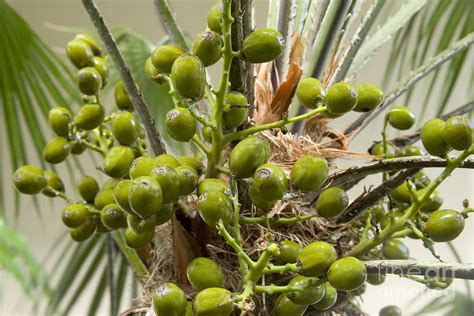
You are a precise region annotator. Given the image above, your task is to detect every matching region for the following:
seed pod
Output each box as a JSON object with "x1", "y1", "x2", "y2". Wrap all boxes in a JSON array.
[
  {"x1": 43, "y1": 136, "x2": 71, "y2": 164},
  {"x1": 151, "y1": 45, "x2": 186, "y2": 74},
  {"x1": 77, "y1": 67, "x2": 102, "y2": 95},
  {"x1": 150, "y1": 165, "x2": 180, "y2": 204},
  {"x1": 295, "y1": 77, "x2": 325, "y2": 109},
  {"x1": 193, "y1": 31, "x2": 223, "y2": 67},
  {"x1": 91, "y1": 56, "x2": 108, "y2": 86},
  {"x1": 77, "y1": 176, "x2": 99, "y2": 203},
  {"x1": 287, "y1": 276, "x2": 325, "y2": 305},
  {"x1": 443, "y1": 115, "x2": 472, "y2": 151},
  {"x1": 100, "y1": 203, "x2": 127, "y2": 230},
  {"x1": 124, "y1": 227, "x2": 154, "y2": 248},
  {"x1": 42, "y1": 171, "x2": 65, "y2": 197},
  {"x1": 165, "y1": 107, "x2": 197, "y2": 142},
  {"x1": 114, "y1": 80, "x2": 134, "y2": 111},
  {"x1": 382, "y1": 239, "x2": 409, "y2": 260},
  {"x1": 242, "y1": 28, "x2": 284, "y2": 63},
  {"x1": 75, "y1": 33, "x2": 101, "y2": 56},
  {"x1": 325, "y1": 82, "x2": 358, "y2": 115},
  {"x1": 252, "y1": 164, "x2": 288, "y2": 201},
  {"x1": 291, "y1": 155, "x2": 328, "y2": 192},
  {"x1": 177, "y1": 156, "x2": 204, "y2": 175},
  {"x1": 112, "y1": 111, "x2": 139, "y2": 145},
  {"x1": 316, "y1": 187, "x2": 349, "y2": 218},
  {"x1": 144, "y1": 57, "x2": 166, "y2": 84},
  {"x1": 353, "y1": 84, "x2": 383, "y2": 112},
  {"x1": 387, "y1": 106, "x2": 415, "y2": 130},
  {"x1": 61, "y1": 203, "x2": 89, "y2": 228},
  {"x1": 129, "y1": 176, "x2": 163, "y2": 218},
  {"x1": 193, "y1": 288, "x2": 233, "y2": 316},
  {"x1": 207, "y1": 3, "x2": 223, "y2": 35},
  {"x1": 94, "y1": 188, "x2": 115, "y2": 210},
  {"x1": 229, "y1": 137, "x2": 271, "y2": 178},
  {"x1": 152, "y1": 282, "x2": 187, "y2": 316},
  {"x1": 327, "y1": 256, "x2": 367, "y2": 291},
  {"x1": 186, "y1": 257, "x2": 225, "y2": 291},
  {"x1": 13, "y1": 165, "x2": 46, "y2": 195},
  {"x1": 274, "y1": 240, "x2": 302, "y2": 264},
  {"x1": 248, "y1": 184, "x2": 276, "y2": 211},
  {"x1": 421, "y1": 118, "x2": 451, "y2": 156},
  {"x1": 273, "y1": 294, "x2": 307, "y2": 316},
  {"x1": 197, "y1": 191, "x2": 232, "y2": 227},
  {"x1": 297, "y1": 241, "x2": 337, "y2": 276},
  {"x1": 129, "y1": 156, "x2": 157, "y2": 179},
  {"x1": 102, "y1": 146, "x2": 135, "y2": 178},
  {"x1": 197, "y1": 178, "x2": 228, "y2": 196},
  {"x1": 74, "y1": 103, "x2": 105, "y2": 130},
  {"x1": 223, "y1": 92, "x2": 248, "y2": 128},
  {"x1": 425, "y1": 209, "x2": 465, "y2": 242},
  {"x1": 66, "y1": 38, "x2": 93, "y2": 69},
  {"x1": 155, "y1": 154, "x2": 181, "y2": 168},
  {"x1": 171, "y1": 54, "x2": 206, "y2": 100},
  {"x1": 311, "y1": 283, "x2": 337, "y2": 311},
  {"x1": 69, "y1": 219, "x2": 96, "y2": 242},
  {"x1": 48, "y1": 107, "x2": 71, "y2": 136}
]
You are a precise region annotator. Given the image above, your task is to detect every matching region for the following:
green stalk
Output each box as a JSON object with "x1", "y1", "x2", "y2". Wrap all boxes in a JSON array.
[
  {"x1": 240, "y1": 213, "x2": 316, "y2": 225},
  {"x1": 230, "y1": 179, "x2": 249, "y2": 276},
  {"x1": 112, "y1": 231, "x2": 150, "y2": 279}
]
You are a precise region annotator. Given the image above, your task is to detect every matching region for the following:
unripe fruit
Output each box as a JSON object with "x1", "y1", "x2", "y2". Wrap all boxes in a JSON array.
[
  {"x1": 165, "y1": 108, "x2": 197, "y2": 142},
  {"x1": 175, "y1": 166, "x2": 198, "y2": 195},
  {"x1": 242, "y1": 28, "x2": 284, "y2": 63},
  {"x1": 229, "y1": 137, "x2": 271, "y2": 178},
  {"x1": 382, "y1": 239, "x2": 409, "y2": 260},
  {"x1": 70, "y1": 141, "x2": 86, "y2": 155},
  {"x1": 316, "y1": 187, "x2": 349, "y2": 218},
  {"x1": 327, "y1": 256, "x2": 367, "y2": 291},
  {"x1": 112, "y1": 111, "x2": 139, "y2": 145},
  {"x1": 43, "y1": 136, "x2": 70, "y2": 164},
  {"x1": 114, "y1": 80, "x2": 133, "y2": 111},
  {"x1": 297, "y1": 241, "x2": 337, "y2": 276},
  {"x1": 326, "y1": 82, "x2": 358, "y2": 115},
  {"x1": 129, "y1": 176, "x2": 163, "y2": 218},
  {"x1": 397, "y1": 145, "x2": 423, "y2": 157},
  {"x1": 77, "y1": 67, "x2": 102, "y2": 95},
  {"x1": 202, "y1": 126, "x2": 213, "y2": 143},
  {"x1": 150, "y1": 165, "x2": 180, "y2": 203},
  {"x1": 102, "y1": 146, "x2": 135, "y2": 178},
  {"x1": 61, "y1": 204, "x2": 89, "y2": 228},
  {"x1": 419, "y1": 189, "x2": 443, "y2": 212},
  {"x1": 144, "y1": 57, "x2": 165, "y2": 84},
  {"x1": 311, "y1": 283, "x2": 337, "y2": 311},
  {"x1": 42, "y1": 171, "x2": 65, "y2": 197},
  {"x1": 287, "y1": 276, "x2": 325, "y2": 305},
  {"x1": 291, "y1": 155, "x2": 329, "y2": 192},
  {"x1": 248, "y1": 185, "x2": 276, "y2": 211},
  {"x1": 380, "y1": 210, "x2": 403, "y2": 230},
  {"x1": 443, "y1": 115, "x2": 472, "y2": 151},
  {"x1": 74, "y1": 103, "x2": 105, "y2": 130},
  {"x1": 353, "y1": 84, "x2": 383, "y2": 112},
  {"x1": 171, "y1": 54, "x2": 206, "y2": 100},
  {"x1": 387, "y1": 106, "x2": 415, "y2": 130},
  {"x1": 367, "y1": 273, "x2": 386, "y2": 286},
  {"x1": 66, "y1": 38, "x2": 93, "y2": 69},
  {"x1": 425, "y1": 209, "x2": 465, "y2": 242},
  {"x1": 207, "y1": 3, "x2": 223, "y2": 35},
  {"x1": 75, "y1": 33, "x2": 101, "y2": 56},
  {"x1": 390, "y1": 182, "x2": 411, "y2": 203},
  {"x1": 197, "y1": 178, "x2": 228, "y2": 196},
  {"x1": 129, "y1": 156, "x2": 156, "y2": 179},
  {"x1": 187, "y1": 257, "x2": 225, "y2": 291},
  {"x1": 91, "y1": 56, "x2": 108, "y2": 85},
  {"x1": 252, "y1": 164, "x2": 288, "y2": 201},
  {"x1": 94, "y1": 189, "x2": 115, "y2": 210},
  {"x1": 155, "y1": 154, "x2": 181, "y2": 168},
  {"x1": 114, "y1": 180, "x2": 133, "y2": 213},
  {"x1": 13, "y1": 165, "x2": 46, "y2": 195},
  {"x1": 274, "y1": 240, "x2": 302, "y2": 264},
  {"x1": 153, "y1": 282, "x2": 187, "y2": 316},
  {"x1": 193, "y1": 31, "x2": 223, "y2": 67},
  {"x1": 155, "y1": 204, "x2": 175, "y2": 226},
  {"x1": 295, "y1": 77, "x2": 325, "y2": 109},
  {"x1": 421, "y1": 118, "x2": 451, "y2": 156},
  {"x1": 197, "y1": 191, "x2": 233, "y2": 227},
  {"x1": 177, "y1": 156, "x2": 204, "y2": 175},
  {"x1": 151, "y1": 45, "x2": 186, "y2": 74},
  {"x1": 93, "y1": 212, "x2": 111, "y2": 233},
  {"x1": 69, "y1": 219, "x2": 96, "y2": 242},
  {"x1": 223, "y1": 92, "x2": 249, "y2": 128},
  {"x1": 273, "y1": 294, "x2": 307, "y2": 316},
  {"x1": 379, "y1": 305, "x2": 402, "y2": 316},
  {"x1": 193, "y1": 288, "x2": 233, "y2": 316},
  {"x1": 77, "y1": 176, "x2": 99, "y2": 203},
  {"x1": 48, "y1": 107, "x2": 71, "y2": 136},
  {"x1": 370, "y1": 142, "x2": 397, "y2": 158},
  {"x1": 127, "y1": 214, "x2": 156, "y2": 234},
  {"x1": 124, "y1": 227, "x2": 154, "y2": 248},
  {"x1": 100, "y1": 203, "x2": 127, "y2": 230}
]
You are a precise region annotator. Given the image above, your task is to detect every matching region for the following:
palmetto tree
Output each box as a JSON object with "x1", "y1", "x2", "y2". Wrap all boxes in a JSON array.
[{"x1": 1, "y1": 0, "x2": 473, "y2": 314}]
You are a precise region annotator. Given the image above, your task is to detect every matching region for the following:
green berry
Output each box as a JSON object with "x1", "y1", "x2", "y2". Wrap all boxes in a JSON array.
[
  {"x1": 273, "y1": 294, "x2": 307, "y2": 316},
  {"x1": 379, "y1": 210, "x2": 403, "y2": 230},
  {"x1": 129, "y1": 156, "x2": 157, "y2": 179},
  {"x1": 419, "y1": 189, "x2": 443, "y2": 213},
  {"x1": 154, "y1": 204, "x2": 175, "y2": 226},
  {"x1": 229, "y1": 137, "x2": 271, "y2": 178},
  {"x1": 171, "y1": 54, "x2": 206, "y2": 100},
  {"x1": 77, "y1": 176, "x2": 99, "y2": 203},
  {"x1": 48, "y1": 107, "x2": 71, "y2": 136},
  {"x1": 207, "y1": 3, "x2": 223, "y2": 35},
  {"x1": 113, "y1": 179, "x2": 133, "y2": 213},
  {"x1": 77, "y1": 67, "x2": 102, "y2": 95},
  {"x1": 15, "y1": 167, "x2": 45, "y2": 196},
  {"x1": 124, "y1": 227, "x2": 154, "y2": 248},
  {"x1": 390, "y1": 182, "x2": 412, "y2": 203},
  {"x1": 326, "y1": 82, "x2": 358, "y2": 115},
  {"x1": 100, "y1": 203, "x2": 127, "y2": 230},
  {"x1": 353, "y1": 84, "x2": 383, "y2": 112},
  {"x1": 177, "y1": 156, "x2": 204, "y2": 175},
  {"x1": 202, "y1": 126, "x2": 213, "y2": 143},
  {"x1": 165, "y1": 108, "x2": 197, "y2": 142},
  {"x1": 327, "y1": 256, "x2": 367, "y2": 291},
  {"x1": 197, "y1": 191, "x2": 233, "y2": 228},
  {"x1": 223, "y1": 92, "x2": 249, "y2": 128},
  {"x1": 127, "y1": 214, "x2": 156, "y2": 234},
  {"x1": 291, "y1": 155, "x2": 328, "y2": 192},
  {"x1": 69, "y1": 219, "x2": 96, "y2": 242},
  {"x1": 42, "y1": 171, "x2": 65, "y2": 197},
  {"x1": 273, "y1": 240, "x2": 302, "y2": 264},
  {"x1": 252, "y1": 164, "x2": 288, "y2": 201},
  {"x1": 175, "y1": 166, "x2": 198, "y2": 195},
  {"x1": 242, "y1": 28, "x2": 284, "y2": 63},
  {"x1": 382, "y1": 239, "x2": 409, "y2": 260},
  {"x1": 102, "y1": 146, "x2": 135, "y2": 178},
  {"x1": 66, "y1": 38, "x2": 93, "y2": 69},
  {"x1": 193, "y1": 31, "x2": 223, "y2": 67},
  {"x1": 150, "y1": 165, "x2": 180, "y2": 204},
  {"x1": 92, "y1": 56, "x2": 108, "y2": 85},
  {"x1": 43, "y1": 136, "x2": 71, "y2": 164},
  {"x1": 153, "y1": 282, "x2": 187, "y2": 316},
  {"x1": 316, "y1": 187, "x2": 349, "y2": 218},
  {"x1": 70, "y1": 141, "x2": 86, "y2": 155},
  {"x1": 248, "y1": 184, "x2": 276, "y2": 211},
  {"x1": 425, "y1": 209, "x2": 465, "y2": 242},
  {"x1": 197, "y1": 178, "x2": 228, "y2": 196},
  {"x1": 421, "y1": 118, "x2": 451, "y2": 156},
  {"x1": 370, "y1": 142, "x2": 397, "y2": 158},
  {"x1": 155, "y1": 154, "x2": 181, "y2": 168},
  {"x1": 61, "y1": 203, "x2": 89, "y2": 228},
  {"x1": 114, "y1": 80, "x2": 134, "y2": 111},
  {"x1": 311, "y1": 283, "x2": 337, "y2": 311},
  {"x1": 297, "y1": 241, "x2": 337, "y2": 276},
  {"x1": 366, "y1": 273, "x2": 386, "y2": 285},
  {"x1": 295, "y1": 77, "x2": 325, "y2": 109},
  {"x1": 397, "y1": 145, "x2": 423, "y2": 157},
  {"x1": 187, "y1": 257, "x2": 225, "y2": 291},
  {"x1": 129, "y1": 176, "x2": 163, "y2": 218},
  {"x1": 287, "y1": 276, "x2": 325, "y2": 305},
  {"x1": 112, "y1": 111, "x2": 139, "y2": 145},
  {"x1": 151, "y1": 45, "x2": 186, "y2": 74},
  {"x1": 75, "y1": 33, "x2": 102, "y2": 56},
  {"x1": 443, "y1": 115, "x2": 472, "y2": 151},
  {"x1": 94, "y1": 188, "x2": 115, "y2": 210},
  {"x1": 387, "y1": 106, "x2": 415, "y2": 130},
  {"x1": 74, "y1": 103, "x2": 105, "y2": 130},
  {"x1": 103, "y1": 178, "x2": 121, "y2": 191},
  {"x1": 193, "y1": 288, "x2": 233, "y2": 316},
  {"x1": 379, "y1": 305, "x2": 402, "y2": 316},
  {"x1": 144, "y1": 57, "x2": 166, "y2": 84}
]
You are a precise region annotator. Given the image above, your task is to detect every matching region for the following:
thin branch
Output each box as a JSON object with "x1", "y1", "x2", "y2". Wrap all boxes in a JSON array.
[
  {"x1": 345, "y1": 32, "x2": 474, "y2": 137},
  {"x1": 364, "y1": 260, "x2": 474, "y2": 280},
  {"x1": 153, "y1": 0, "x2": 189, "y2": 50},
  {"x1": 81, "y1": 0, "x2": 166, "y2": 156}
]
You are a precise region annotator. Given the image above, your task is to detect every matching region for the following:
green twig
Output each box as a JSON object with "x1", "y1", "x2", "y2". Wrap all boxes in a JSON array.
[
  {"x1": 216, "y1": 220, "x2": 254, "y2": 267},
  {"x1": 240, "y1": 213, "x2": 316, "y2": 225},
  {"x1": 111, "y1": 231, "x2": 150, "y2": 280}
]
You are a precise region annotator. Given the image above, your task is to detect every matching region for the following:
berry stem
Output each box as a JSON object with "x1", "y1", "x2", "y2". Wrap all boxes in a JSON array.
[
  {"x1": 216, "y1": 220, "x2": 254, "y2": 267},
  {"x1": 229, "y1": 178, "x2": 249, "y2": 276},
  {"x1": 240, "y1": 213, "x2": 316, "y2": 225},
  {"x1": 46, "y1": 186, "x2": 72, "y2": 203},
  {"x1": 111, "y1": 231, "x2": 150, "y2": 279},
  {"x1": 191, "y1": 135, "x2": 211, "y2": 156}
]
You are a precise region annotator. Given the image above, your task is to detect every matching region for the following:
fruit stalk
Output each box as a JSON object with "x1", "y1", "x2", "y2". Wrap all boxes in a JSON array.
[
  {"x1": 112, "y1": 231, "x2": 150, "y2": 279},
  {"x1": 239, "y1": 213, "x2": 316, "y2": 225}
]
